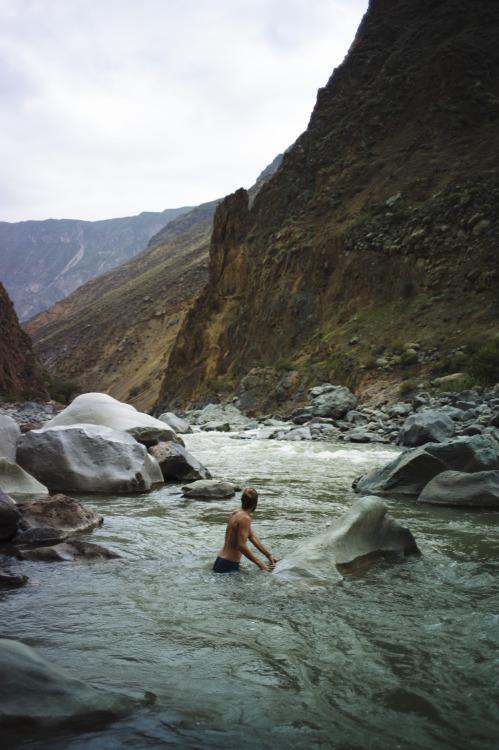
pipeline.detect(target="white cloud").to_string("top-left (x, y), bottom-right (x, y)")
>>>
top-left (0, 0), bottom-right (368, 221)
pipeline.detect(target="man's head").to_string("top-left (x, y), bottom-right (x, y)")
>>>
top-left (241, 487), bottom-right (258, 511)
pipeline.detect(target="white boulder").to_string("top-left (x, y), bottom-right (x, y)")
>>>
top-left (0, 457), bottom-right (49, 499)
top-left (0, 414), bottom-right (21, 461)
top-left (273, 496), bottom-right (419, 584)
top-left (43, 392), bottom-right (184, 446)
top-left (17, 424), bottom-right (163, 493)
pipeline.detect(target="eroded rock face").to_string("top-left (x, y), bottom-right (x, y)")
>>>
top-left (0, 639), bottom-right (134, 727)
top-left (43, 392), bottom-right (184, 447)
top-left (354, 434), bottom-right (499, 497)
top-left (0, 457), bottom-right (49, 499)
top-left (418, 470), bottom-right (499, 508)
top-left (273, 497), bottom-right (419, 585)
top-left (0, 415), bottom-right (21, 461)
top-left (148, 442), bottom-right (211, 482)
top-left (17, 424), bottom-right (163, 493)
top-left (17, 495), bottom-right (103, 538)
top-left (396, 409), bottom-right (455, 447)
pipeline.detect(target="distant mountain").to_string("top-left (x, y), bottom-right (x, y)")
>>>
top-left (159, 0), bottom-right (499, 412)
top-left (0, 207), bottom-right (192, 321)
top-left (27, 156), bottom-right (285, 411)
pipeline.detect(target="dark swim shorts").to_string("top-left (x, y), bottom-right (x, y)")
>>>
top-left (213, 556), bottom-right (240, 573)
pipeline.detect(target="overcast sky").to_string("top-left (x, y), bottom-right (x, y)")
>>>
top-left (0, 0), bottom-right (368, 223)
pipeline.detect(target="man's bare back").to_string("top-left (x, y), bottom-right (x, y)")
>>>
top-left (213, 488), bottom-right (281, 573)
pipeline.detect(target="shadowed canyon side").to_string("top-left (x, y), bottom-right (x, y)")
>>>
top-left (0, 283), bottom-right (48, 401)
top-left (160, 0), bottom-right (499, 413)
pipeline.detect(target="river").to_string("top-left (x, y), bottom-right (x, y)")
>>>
top-left (2, 431), bottom-right (499, 749)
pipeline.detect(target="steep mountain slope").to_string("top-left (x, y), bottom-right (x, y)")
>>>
top-left (27, 157), bottom-right (284, 411)
top-left (160, 0), bottom-right (499, 413)
top-left (0, 206), bottom-right (191, 321)
top-left (0, 283), bottom-right (48, 401)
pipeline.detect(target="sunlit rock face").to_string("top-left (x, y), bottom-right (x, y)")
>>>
top-left (273, 497), bottom-right (419, 585)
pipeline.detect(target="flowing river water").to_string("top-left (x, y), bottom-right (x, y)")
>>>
top-left (2, 431), bottom-right (499, 749)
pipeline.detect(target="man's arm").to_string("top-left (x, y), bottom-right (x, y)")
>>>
top-left (238, 517), bottom-right (274, 571)
top-left (248, 529), bottom-right (281, 566)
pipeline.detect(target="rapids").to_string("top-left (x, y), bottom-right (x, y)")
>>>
top-left (2, 431), bottom-right (498, 749)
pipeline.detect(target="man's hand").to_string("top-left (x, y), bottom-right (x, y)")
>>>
top-left (269, 555), bottom-right (282, 565)
top-left (259, 562), bottom-right (276, 572)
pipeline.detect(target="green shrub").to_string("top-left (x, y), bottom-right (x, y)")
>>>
top-left (193, 354), bottom-right (209, 368)
top-left (432, 338), bottom-right (499, 386)
top-left (400, 350), bottom-right (419, 367)
top-left (46, 380), bottom-right (80, 405)
top-left (275, 357), bottom-right (294, 372)
top-left (126, 385), bottom-right (140, 401)
top-left (399, 379), bottom-right (417, 395)
top-left (364, 356), bottom-right (378, 370)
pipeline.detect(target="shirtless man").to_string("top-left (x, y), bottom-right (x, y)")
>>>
top-left (213, 488), bottom-right (281, 573)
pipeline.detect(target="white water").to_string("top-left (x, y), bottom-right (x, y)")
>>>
top-left (2, 432), bottom-right (499, 749)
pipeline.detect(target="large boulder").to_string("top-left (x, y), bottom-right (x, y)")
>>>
top-left (191, 404), bottom-right (250, 427)
top-left (273, 497), bottom-right (419, 584)
top-left (0, 639), bottom-right (134, 728)
top-left (418, 470), bottom-right (499, 508)
top-left (0, 415), bottom-right (21, 460)
top-left (181, 480), bottom-right (237, 499)
top-left (0, 457), bottom-right (49, 499)
top-left (16, 495), bottom-right (103, 540)
top-left (42, 392), bottom-right (184, 447)
top-left (354, 434), bottom-right (499, 497)
top-left (17, 424), bottom-right (163, 493)
top-left (157, 412), bottom-right (192, 434)
top-left (308, 384), bottom-right (357, 418)
top-left (148, 442), bottom-right (211, 482)
top-left (0, 489), bottom-right (21, 541)
top-left (396, 409), bottom-right (455, 447)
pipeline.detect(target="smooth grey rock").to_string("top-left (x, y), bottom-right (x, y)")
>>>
top-left (0, 415), bottom-right (21, 461)
top-left (397, 409), bottom-right (455, 447)
top-left (0, 639), bottom-right (133, 727)
top-left (273, 497), bottom-right (419, 584)
top-left (17, 424), bottom-right (163, 493)
top-left (419, 470), bottom-right (499, 508)
top-left (354, 434), bottom-right (499, 497)
top-left (158, 412), bottom-right (193, 434)
top-left (0, 489), bottom-right (21, 541)
top-left (0, 457), bottom-right (49, 499)
top-left (346, 411), bottom-right (369, 425)
top-left (387, 403), bottom-right (412, 418)
top-left (148, 442), bottom-right (211, 482)
top-left (181, 480), bottom-right (236, 499)
top-left (18, 540), bottom-right (121, 562)
top-left (281, 426), bottom-right (312, 441)
top-left (17, 495), bottom-right (103, 539)
top-left (42, 392), bottom-right (184, 447)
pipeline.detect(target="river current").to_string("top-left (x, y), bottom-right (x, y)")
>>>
top-left (2, 431), bottom-right (499, 749)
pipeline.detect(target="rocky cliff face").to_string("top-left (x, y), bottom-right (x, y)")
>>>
top-left (0, 283), bottom-right (48, 401)
top-left (160, 0), bottom-right (499, 412)
top-left (0, 207), bottom-right (191, 321)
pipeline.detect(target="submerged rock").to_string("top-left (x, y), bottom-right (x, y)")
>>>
top-left (42, 392), bottom-right (184, 447)
top-left (418, 470), bottom-right (499, 508)
top-left (17, 424), bottom-right (163, 493)
top-left (273, 497), bottom-right (419, 584)
top-left (18, 540), bottom-right (121, 562)
top-left (0, 639), bottom-right (134, 728)
top-left (0, 489), bottom-right (22, 541)
top-left (181, 480), bottom-right (237, 499)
